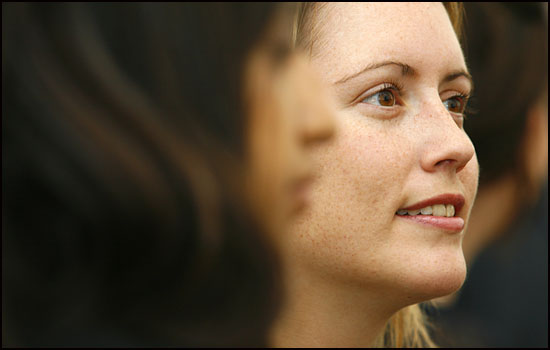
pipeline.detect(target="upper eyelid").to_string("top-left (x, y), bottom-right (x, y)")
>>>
top-left (441, 88), bottom-right (471, 98)
top-left (443, 94), bottom-right (470, 106)
top-left (354, 82), bottom-right (403, 104)
top-left (440, 72), bottom-right (474, 97)
top-left (440, 77), bottom-right (473, 98)
top-left (442, 91), bottom-right (471, 107)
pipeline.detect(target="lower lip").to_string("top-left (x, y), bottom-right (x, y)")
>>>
top-left (396, 214), bottom-right (464, 232)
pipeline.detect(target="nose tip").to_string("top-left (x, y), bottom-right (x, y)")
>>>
top-left (290, 53), bottom-right (337, 147)
top-left (301, 83), bottom-right (337, 146)
top-left (424, 130), bottom-right (475, 174)
top-left (420, 105), bottom-right (476, 174)
top-left (303, 106), bottom-right (336, 145)
top-left (301, 110), bottom-right (336, 151)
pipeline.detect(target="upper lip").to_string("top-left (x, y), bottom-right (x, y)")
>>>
top-left (399, 193), bottom-right (465, 215)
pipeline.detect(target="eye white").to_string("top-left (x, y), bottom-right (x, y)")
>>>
top-left (361, 91), bottom-right (393, 106)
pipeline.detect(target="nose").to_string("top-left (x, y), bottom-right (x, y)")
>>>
top-left (419, 100), bottom-right (476, 174)
top-left (288, 53), bottom-right (336, 147)
top-left (298, 67), bottom-right (336, 146)
top-left (300, 92), bottom-right (336, 146)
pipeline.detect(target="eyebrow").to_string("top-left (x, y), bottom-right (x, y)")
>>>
top-left (334, 61), bottom-right (416, 85)
top-left (334, 60), bottom-right (474, 93)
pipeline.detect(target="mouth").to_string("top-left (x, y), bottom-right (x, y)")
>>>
top-left (397, 204), bottom-right (457, 217)
top-left (395, 193), bottom-right (466, 232)
top-left (396, 193), bottom-right (465, 217)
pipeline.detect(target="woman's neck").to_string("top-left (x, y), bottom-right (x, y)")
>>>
top-left (268, 266), bottom-right (400, 347)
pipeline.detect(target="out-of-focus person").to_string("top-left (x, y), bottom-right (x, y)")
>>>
top-left (2, 3), bottom-right (335, 347)
top-left (429, 2), bottom-right (548, 347)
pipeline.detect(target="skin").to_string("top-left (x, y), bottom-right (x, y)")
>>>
top-left (244, 16), bottom-right (337, 238)
top-left (269, 3), bottom-right (479, 347)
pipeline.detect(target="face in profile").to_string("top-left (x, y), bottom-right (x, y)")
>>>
top-left (285, 3), bottom-right (479, 303)
top-left (244, 11), bottom-right (336, 237)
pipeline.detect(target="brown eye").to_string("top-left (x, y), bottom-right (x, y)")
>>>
top-left (444, 96), bottom-right (466, 114)
top-left (361, 88), bottom-right (397, 107)
top-left (378, 90), bottom-right (395, 106)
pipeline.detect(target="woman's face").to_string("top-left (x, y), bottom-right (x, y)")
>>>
top-left (285, 3), bottom-right (479, 302)
top-left (245, 20), bottom-right (336, 237)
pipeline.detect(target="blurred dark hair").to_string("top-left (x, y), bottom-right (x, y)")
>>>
top-left (2, 2), bottom-right (287, 347)
top-left (462, 2), bottom-right (548, 188)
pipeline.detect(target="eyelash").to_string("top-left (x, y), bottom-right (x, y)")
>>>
top-left (444, 93), bottom-right (471, 119)
top-left (358, 80), bottom-right (404, 105)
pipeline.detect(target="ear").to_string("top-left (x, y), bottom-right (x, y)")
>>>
top-left (521, 95), bottom-right (548, 201)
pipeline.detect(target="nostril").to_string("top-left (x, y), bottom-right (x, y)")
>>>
top-left (303, 113), bottom-right (336, 146)
top-left (318, 121), bottom-right (336, 142)
top-left (303, 127), bottom-right (334, 147)
top-left (455, 163), bottom-right (467, 173)
top-left (434, 159), bottom-right (468, 173)
top-left (435, 159), bottom-right (454, 167)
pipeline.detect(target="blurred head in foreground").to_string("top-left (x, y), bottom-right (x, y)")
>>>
top-left (2, 2), bottom-right (334, 347)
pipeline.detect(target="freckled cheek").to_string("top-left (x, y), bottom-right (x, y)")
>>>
top-left (327, 127), bottom-right (409, 209)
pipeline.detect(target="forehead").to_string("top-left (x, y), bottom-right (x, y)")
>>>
top-left (311, 2), bottom-right (466, 84)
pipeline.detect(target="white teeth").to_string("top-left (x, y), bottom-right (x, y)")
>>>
top-left (432, 204), bottom-right (446, 216)
top-left (397, 204), bottom-right (456, 217)
top-left (420, 206), bottom-right (433, 215)
top-left (446, 204), bottom-right (455, 217)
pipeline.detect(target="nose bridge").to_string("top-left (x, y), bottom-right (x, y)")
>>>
top-left (304, 88), bottom-right (336, 143)
top-left (299, 66), bottom-right (336, 145)
top-left (417, 94), bottom-right (475, 173)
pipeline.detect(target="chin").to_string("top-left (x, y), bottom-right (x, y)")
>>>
top-left (399, 249), bottom-right (467, 303)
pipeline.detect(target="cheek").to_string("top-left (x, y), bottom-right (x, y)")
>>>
top-left (291, 117), bottom-right (410, 271)
top-left (318, 117), bottom-right (409, 204)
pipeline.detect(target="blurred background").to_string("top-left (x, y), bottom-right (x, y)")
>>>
top-left (428, 2), bottom-right (548, 348)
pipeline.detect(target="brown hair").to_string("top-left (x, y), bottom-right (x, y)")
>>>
top-left (293, 2), bottom-right (465, 348)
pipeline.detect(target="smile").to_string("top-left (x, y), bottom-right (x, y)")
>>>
top-left (395, 193), bottom-right (466, 232)
top-left (396, 204), bottom-right (455, 217)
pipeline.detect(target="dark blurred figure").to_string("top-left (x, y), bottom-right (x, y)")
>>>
top-left (2, 3), bottom-right (290, 347)
top-left (429, 2), bottom-right (548, 347)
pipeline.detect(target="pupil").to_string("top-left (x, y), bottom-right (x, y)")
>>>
top-left (379, 91), bottom-right (394, 106)
top-left (450, 99), bottom-right (459, 111)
